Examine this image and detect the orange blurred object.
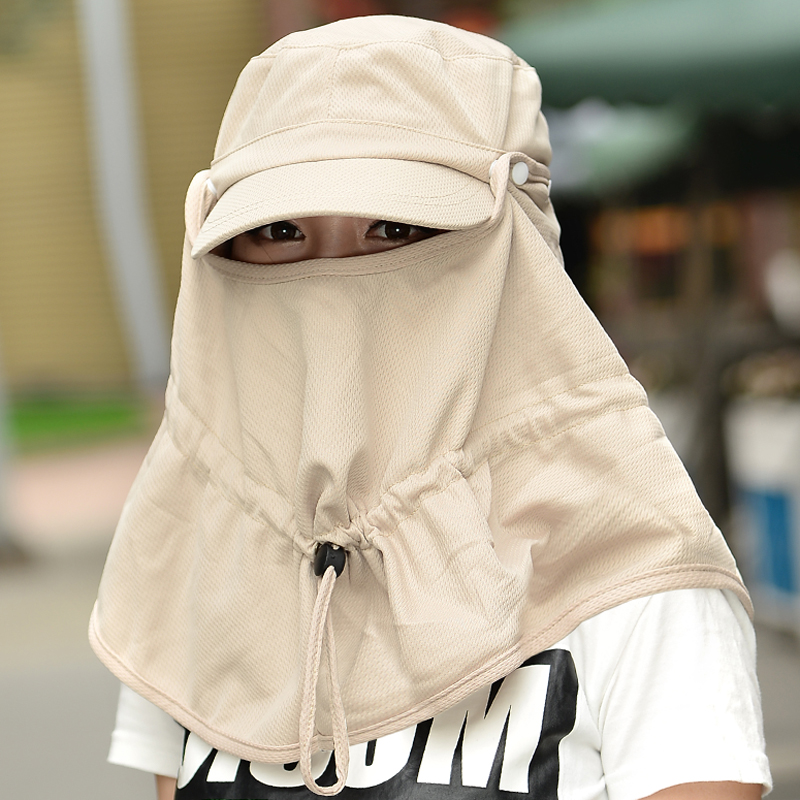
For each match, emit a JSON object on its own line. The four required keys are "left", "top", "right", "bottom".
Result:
{"left": 634, "top": 207, "right": 689, "bottom": 257}
{"left": 315, "top": 0, "right": 386, "bottom": 21}
{"left": 441, "top": 8, "right": 497, "bottom": 34}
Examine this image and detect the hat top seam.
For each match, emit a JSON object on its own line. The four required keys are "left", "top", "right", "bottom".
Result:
{"left": 198, "top": 178, "right": 488, "bottom": 236}
{"left": 325, "top": 47, "right": 343, "bottom": 120}
{"left": 252, "top": 42, "right": 516, "bottom": 64}
{"left": 211, "top": 119, "right": 505, "bottom": 167}
{"left": 252, "top": 49, "right": 535, "bottom": 77}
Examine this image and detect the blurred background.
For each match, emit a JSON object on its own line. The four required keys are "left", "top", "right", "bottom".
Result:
{"left": 1, "top": 0, "right": 799, "bottom": 797}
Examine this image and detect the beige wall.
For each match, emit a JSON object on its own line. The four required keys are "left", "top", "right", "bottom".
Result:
{"left": 129, "top": 0, "right": 265, "bottom": 304}
{"left": 0, "top": 3, "right": 130, "bottom": 390}
{"left": 0, "top": 1, "right": 264, "bottom": 392}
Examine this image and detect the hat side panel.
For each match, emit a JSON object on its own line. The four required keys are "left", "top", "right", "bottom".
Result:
{"left": 328, "top": 44, "right": 514, "bottom": 150}
{"left": 503, "top": 64, "right": 550, "bottom": 165}
{"left": 213, "top": 48, "right": 342, "bottom": 159}
{"left": 275, "top": 15, "right": 513, "bottom": 60}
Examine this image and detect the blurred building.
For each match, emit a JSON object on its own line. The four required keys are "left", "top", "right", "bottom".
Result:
{"left": 1, "top": 0, "right": 535, "bottom": 398}
{"left": 500, "top": 0, "right": 800, "bottom": 627}
{"left": 0, "top": 0, "right": 525, "bottom": 398}
{"left": 0, "top": 0, "right": 263, "bottom": 393}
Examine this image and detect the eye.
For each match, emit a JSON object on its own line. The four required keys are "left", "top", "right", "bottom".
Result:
{"left": 370, "top": 221, "right": 413, "bottom": 240}
{"left": 254, "top": 221, "right": 304, "bottom": 241}
{"left": 367, "top": 221, "right": 441, "bottom": 241}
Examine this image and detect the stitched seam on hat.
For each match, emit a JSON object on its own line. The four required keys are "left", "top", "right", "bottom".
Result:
{"left": 168, "top": 425, "right": 295, "bottom": 536}
{"left": 325, "top": 47, "right": 342, "bottom": 120}
{"left": 349, "top": 566, "right": 748, "bottom": 744}
{"left": 255, "top": 42, "right": 515, "bottom": 64}
{"left": 93, "top": 566, "right": 744, "bottom": 760}
{"left": 253, "top": 48, "right": 535, "bottom": 76}
{"left": 467, "top": 367, "right": 634, "bottom": 440}
{"left": 166, "top": 371, "right": 639, "bottom": 541}
{"left": 424, "top": 373, "right": 640, "bottom": 468}
{"left": 173, "top": 371, "right": 633, "bottom": 487}
{"left": 165, "top": 392, "right": 297, "bottom": 534}
{"left": 203, "top": 222, "right": 491, "bottom": 282}
{"left": 369, "top": 392, "right": 645, "bottom": 541}
{"left": 208, "top": 245, "right": 465, "bottom": 283}
{"left": 210, "top": 119, "right": 507, "bottom": 165}
{"left": 520, "top": 567, "right": 747, "bottom": 653}
{"left": 209, "top": 258, "right": 451, "bottom": 283}
{"left": 199, "top": 183, "right": 488, "bottom": 233}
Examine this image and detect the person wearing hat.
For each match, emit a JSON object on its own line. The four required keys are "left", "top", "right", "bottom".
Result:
{"left": 90, "top": 16, "right": 771, "bottom": 800}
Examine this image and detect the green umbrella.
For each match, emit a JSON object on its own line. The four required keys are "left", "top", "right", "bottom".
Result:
{"left": 546, "top": 100, "right": 698, "bottom": 196}
{"left": 500, "top": 0, "right": 800, "bottom": 109}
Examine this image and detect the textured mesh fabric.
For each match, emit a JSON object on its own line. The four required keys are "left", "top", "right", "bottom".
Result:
{"left": 89, "top": 14, "right": 748, "bottom": 777}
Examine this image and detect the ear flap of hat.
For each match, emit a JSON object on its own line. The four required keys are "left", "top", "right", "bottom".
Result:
{"left": 185, "top": 170, "right": 219, "bottom": 246}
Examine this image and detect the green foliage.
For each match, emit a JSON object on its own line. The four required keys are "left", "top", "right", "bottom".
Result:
{"left": 7, "top": 393, "right": 150, "bottom": 452}
{"left": 0, "top": 0, "right": 63, "bottom": 55}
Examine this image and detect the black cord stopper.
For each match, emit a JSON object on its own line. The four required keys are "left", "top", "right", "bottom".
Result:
{"left": 313, "top": 542, "right": 347, "bottom": 577}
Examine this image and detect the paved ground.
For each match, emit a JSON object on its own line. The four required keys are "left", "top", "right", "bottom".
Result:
{"left": 4, "top": 437, "right": 152, "bottom": 554}
{"left": 0, "top": 438, "right": 798, "bottom": 799}
{"left": 0, "top": 549, "right": 152, "bottom": 799}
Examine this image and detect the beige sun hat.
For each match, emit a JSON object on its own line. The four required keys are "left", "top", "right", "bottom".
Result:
{"left": 191, "top": 15, "right": 554, "bottom": 258}
{"left": 90, "top": 15, "right": 749, "bottom": 796}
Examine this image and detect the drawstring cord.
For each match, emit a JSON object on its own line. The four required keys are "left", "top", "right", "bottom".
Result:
{"left": 299, "top": 549, "right": 349, "bottom": 795}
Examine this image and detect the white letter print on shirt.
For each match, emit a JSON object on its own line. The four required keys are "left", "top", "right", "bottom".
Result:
{"left": 418, "top": 661, "right": 550, "bottom": 792}
{"left": 175, "top": 649, "right": 578, "bottom": 799}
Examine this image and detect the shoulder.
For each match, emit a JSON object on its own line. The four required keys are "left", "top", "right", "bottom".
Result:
{"left": 555, "top": 588, "right": 770, "bottom": 800}
{"left": 559, "top": 587, "right": 754, "bottom": 687}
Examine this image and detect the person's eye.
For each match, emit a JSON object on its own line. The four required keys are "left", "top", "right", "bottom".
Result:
{"left": 253, "top": 221, "right": 304, "bottom": 241}
{"left": 367, "top": 221, "right": 440, "bottom": 241}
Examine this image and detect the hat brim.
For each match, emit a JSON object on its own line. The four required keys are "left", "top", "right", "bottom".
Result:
{"left": 191, "top": 158, "right": 495, "bottom": 258}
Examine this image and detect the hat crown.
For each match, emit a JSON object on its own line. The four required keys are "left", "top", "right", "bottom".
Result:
{"left": 210, "top": 16, "right": 549, "bottom": 192}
